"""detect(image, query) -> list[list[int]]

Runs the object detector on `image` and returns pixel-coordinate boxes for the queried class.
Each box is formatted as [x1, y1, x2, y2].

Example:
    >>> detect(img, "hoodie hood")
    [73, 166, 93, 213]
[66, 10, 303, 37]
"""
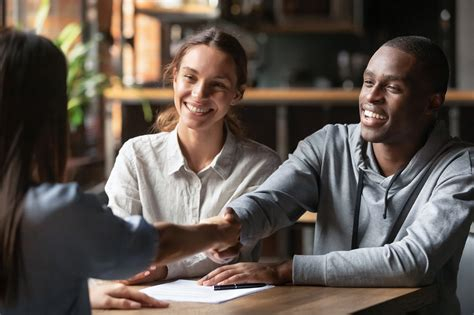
[350, 121, 452, 186]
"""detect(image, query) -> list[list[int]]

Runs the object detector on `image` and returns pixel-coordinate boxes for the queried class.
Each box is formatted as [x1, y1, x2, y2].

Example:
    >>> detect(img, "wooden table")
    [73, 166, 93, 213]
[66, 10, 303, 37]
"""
[93, 284, 437, 315]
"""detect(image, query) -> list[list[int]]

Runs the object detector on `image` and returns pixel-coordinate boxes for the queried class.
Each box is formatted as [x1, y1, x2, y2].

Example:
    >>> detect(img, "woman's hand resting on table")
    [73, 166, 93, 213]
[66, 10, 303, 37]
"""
[89, 281, 168, 309]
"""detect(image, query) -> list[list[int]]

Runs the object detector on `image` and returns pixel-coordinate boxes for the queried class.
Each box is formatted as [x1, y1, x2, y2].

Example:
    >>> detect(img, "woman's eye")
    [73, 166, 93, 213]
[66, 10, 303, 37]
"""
[213, 82, 227, 89]
[183, 74, 195, 81]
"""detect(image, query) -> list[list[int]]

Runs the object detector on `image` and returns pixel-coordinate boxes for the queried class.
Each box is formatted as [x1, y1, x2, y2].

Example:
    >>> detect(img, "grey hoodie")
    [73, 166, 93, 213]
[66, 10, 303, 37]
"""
[230, 122, 474, 314]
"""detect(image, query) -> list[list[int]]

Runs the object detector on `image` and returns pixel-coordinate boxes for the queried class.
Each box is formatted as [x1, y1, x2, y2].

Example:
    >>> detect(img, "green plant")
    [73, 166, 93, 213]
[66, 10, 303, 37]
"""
[35, 0, 108, 130]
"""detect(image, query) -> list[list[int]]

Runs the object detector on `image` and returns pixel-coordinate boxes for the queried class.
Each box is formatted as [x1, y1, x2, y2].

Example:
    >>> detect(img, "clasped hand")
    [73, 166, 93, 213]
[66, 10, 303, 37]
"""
[202, 207, 242, 264]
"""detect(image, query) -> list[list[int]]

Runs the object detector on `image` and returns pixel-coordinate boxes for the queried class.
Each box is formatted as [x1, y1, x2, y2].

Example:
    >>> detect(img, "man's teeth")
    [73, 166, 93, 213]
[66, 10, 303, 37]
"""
[187, 103, 211, 113]
[364, 110, 387, 120]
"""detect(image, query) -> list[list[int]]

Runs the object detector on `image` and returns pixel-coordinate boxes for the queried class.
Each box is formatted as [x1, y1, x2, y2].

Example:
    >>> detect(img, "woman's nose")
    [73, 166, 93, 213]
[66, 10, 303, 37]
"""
[191, 83, 208, 99]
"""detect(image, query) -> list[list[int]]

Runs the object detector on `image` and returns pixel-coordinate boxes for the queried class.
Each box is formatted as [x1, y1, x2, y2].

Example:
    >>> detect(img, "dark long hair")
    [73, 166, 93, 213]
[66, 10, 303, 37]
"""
[0, 28, 68, 305]
[154, 27, 247, 138]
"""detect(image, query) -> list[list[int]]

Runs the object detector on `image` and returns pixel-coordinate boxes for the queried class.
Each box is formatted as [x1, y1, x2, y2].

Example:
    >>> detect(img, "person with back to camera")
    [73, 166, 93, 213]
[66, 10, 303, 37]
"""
[0, 28, 241, 314]
[102, 27, 280, 288]
[199, 36, 474, 315]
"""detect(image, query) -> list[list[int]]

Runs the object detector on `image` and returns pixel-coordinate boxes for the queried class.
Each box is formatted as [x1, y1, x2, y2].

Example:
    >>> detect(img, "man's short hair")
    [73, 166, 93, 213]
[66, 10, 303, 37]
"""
[383, 36, 450, 94]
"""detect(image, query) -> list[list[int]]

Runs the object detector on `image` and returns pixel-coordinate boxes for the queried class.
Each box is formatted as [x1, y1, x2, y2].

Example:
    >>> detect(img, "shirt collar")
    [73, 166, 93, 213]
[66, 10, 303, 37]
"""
[166, 127, 187, 175]
[165, 124, 238, 179]
[209, 125, 238, 180]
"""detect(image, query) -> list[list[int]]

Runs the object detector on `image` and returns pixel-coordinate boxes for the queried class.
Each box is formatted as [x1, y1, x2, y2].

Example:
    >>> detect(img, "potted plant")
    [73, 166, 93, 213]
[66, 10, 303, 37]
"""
[34, 0, 108, 156]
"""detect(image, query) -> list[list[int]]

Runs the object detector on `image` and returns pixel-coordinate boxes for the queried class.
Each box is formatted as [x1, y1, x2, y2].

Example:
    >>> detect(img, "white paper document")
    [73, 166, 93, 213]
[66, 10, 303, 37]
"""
[140, 280, 274, 304]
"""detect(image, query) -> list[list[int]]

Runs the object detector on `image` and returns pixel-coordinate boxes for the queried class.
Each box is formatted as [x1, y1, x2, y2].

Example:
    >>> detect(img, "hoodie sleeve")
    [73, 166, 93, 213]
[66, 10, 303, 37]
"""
[293, 151, 474, 287]
[229, 129, 327, 245]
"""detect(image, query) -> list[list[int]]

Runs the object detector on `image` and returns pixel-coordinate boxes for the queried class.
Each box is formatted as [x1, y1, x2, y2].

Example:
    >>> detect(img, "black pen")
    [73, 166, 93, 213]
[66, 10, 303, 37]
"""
[214, 283, 266, 291]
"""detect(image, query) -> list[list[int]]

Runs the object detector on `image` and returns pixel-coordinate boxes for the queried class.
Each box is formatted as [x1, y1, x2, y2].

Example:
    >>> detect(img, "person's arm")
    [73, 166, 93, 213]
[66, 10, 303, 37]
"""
[201, 173, 474, 288]
[291, 172, 474, 287]
[152, 209, 241, 266]
[104, 141, 142, 217]
[230, 137, 323, 246]
[205, 136, 323, 266]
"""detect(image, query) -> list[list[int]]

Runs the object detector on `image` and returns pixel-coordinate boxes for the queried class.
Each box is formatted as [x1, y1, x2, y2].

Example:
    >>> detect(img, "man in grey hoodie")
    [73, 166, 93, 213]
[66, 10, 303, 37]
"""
[200, 36, 474, 314]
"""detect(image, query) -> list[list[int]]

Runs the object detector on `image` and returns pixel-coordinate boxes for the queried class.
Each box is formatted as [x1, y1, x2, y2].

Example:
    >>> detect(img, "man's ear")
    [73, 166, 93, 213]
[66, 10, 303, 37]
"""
[427, 93, 444, 114]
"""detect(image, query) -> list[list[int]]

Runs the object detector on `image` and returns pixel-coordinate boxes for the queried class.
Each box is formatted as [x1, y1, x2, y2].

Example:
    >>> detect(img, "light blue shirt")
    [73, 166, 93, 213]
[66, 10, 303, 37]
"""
[0, 183, 158, 315]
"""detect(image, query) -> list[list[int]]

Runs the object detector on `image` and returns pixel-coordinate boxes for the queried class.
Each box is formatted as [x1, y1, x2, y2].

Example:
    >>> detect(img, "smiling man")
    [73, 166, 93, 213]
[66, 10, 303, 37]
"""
[200, 36, 474, 314]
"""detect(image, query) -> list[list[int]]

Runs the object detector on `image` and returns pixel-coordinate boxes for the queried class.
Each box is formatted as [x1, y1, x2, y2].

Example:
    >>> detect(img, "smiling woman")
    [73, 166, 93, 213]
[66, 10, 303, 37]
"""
[97, 27, 281, 309]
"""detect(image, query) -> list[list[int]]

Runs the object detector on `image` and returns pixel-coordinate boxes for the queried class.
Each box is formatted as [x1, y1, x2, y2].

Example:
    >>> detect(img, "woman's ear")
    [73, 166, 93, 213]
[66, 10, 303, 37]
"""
[231, 85, 245, 106]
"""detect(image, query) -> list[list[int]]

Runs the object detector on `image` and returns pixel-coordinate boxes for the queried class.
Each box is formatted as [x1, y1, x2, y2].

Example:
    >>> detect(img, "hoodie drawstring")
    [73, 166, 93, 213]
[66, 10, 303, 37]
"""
[382, 168, 404, 219]
[351, 169, 364, 250]
[351, 167, 404, 249]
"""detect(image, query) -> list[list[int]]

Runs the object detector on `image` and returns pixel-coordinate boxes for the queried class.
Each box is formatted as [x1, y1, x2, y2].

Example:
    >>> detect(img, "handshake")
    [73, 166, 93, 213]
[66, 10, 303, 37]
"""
[200, 207, 243, 264]
[119, 207, 243, 285]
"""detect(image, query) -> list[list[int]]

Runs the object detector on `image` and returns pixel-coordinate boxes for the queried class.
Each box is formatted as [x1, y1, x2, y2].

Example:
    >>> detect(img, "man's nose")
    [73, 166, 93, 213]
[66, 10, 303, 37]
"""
[365, 85, 384, 104]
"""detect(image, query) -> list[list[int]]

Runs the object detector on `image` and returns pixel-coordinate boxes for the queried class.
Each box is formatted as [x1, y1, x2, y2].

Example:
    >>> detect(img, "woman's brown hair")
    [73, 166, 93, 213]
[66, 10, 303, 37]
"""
[0, 29, 68, 305]
[154, 27, 247, 138]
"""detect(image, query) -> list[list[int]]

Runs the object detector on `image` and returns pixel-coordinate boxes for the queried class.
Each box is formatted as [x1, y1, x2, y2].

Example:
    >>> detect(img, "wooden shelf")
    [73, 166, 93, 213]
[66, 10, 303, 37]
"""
[135, 2, 219, 20]
[104, 86, 474, 105]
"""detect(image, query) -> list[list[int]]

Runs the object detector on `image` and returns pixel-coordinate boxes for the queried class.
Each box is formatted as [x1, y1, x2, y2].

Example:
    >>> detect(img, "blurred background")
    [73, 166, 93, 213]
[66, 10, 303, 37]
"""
[2, 0, 473, 187]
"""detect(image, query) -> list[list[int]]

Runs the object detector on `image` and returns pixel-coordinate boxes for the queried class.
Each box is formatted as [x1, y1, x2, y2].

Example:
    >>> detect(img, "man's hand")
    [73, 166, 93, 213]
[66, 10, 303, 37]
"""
[205, 243, 241, 264]
[202, 208, 242, 261]
[197, 261, 293, 286]
[89, 282, 168, 309]
[119, 264, 168, 285]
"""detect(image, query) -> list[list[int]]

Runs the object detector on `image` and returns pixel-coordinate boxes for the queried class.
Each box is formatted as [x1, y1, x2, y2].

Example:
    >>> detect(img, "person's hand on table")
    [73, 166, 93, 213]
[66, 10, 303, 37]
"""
[89, 281, 168, 309]
[119, 264, 168, 285]
[198, 260, 293, 286]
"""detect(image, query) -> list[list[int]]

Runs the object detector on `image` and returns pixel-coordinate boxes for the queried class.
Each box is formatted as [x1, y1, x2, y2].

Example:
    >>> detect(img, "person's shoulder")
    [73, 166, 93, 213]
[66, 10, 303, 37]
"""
[23, 182, 101, 226]
[438, 140, 474, 177]
[304, 123, 357, 144]
[120, 132, 170, 158]
[238, 138, 282, 165]
[25, 182, 81, 211]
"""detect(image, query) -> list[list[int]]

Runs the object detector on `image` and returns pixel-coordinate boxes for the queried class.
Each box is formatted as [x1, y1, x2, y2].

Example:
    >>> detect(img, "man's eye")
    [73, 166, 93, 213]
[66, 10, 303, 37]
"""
[386, 85, 400, 92]
[363, 80, 374, 87]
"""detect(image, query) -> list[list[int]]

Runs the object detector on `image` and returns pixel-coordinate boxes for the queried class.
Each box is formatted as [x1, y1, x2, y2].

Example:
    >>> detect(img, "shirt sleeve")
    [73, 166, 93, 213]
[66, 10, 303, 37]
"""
[105, 141, 143, 218]
[293, 168, 474, 286]
[230, 134, 324, 245]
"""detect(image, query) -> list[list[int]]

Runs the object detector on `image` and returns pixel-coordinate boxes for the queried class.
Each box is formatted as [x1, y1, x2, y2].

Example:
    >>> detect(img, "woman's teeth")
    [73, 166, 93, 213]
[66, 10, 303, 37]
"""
[364, 110, 387, 120]
[186, 103, 211, 114]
